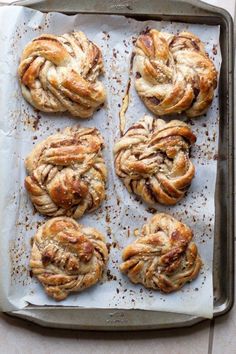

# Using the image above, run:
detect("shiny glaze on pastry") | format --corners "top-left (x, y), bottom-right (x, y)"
top-left (30, 217), bottom-right (108, 300)
top-left (114, 115), bottom-right (196, 206)
top-left (133, 30), bottom-right (217, 117)
top-left (120, 213), bottom-right (202, 293)
top-left (18, 32), bottom-right (106, 118)
top-left (25, 126), bottom-right (107, 218)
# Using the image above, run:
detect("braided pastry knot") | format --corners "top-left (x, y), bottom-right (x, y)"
top-left (25, 126), bottom-right (107, 218)
top-left (18, 31), bottom-right (106, 118)
top-left (114, 115), bottom-right (196, 206)
top-left (30, 217), bottom-right (108, 300)
top-left (120, 213), bottom-right (202, 293)
top-left (133, 30), bottom-right (217, 117)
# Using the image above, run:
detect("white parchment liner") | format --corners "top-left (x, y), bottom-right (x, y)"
top-left (0, 6), bottom-right (221, 318)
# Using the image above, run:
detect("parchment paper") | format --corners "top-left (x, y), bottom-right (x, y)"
top-left (0, 5), bottom-right (221, 318)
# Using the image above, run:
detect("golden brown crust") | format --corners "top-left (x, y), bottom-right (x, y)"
top-left (18, 32), bottom-right (106, 118)
top-left (134, 30), bottom-right (217, 117)
top-left (120, 213), bottom-right (202, 293)
top-left (30, 217), bottom-right (108, 300)
top-left (114, 115), bottom-right (196, 206)
top-left (25, 126), bottom-right (107, 218)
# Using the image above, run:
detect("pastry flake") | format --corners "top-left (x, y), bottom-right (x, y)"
top-left (25, 126), bottom-right (107, 218)
top-left (30, 217), bottom-right (108, 300)
top-left (133, 30), bottom-right (217, 117)
top-left (120, 213), bottom-right (202, 293)
top-left (114, 115), bottom-right (196, 206)
top-left (18, 32), bottom-right (106, 118)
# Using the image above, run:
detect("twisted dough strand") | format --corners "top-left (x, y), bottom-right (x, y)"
top-left (18, 32), bottom-right (106, 118)
top-left (30, 217), bottom-right (108, 300)
top-left (120, 213), bottom-right (202, 293)
top-left (114, 115), bottom-right (196, 206)
top-left (134, 30), bottom-right (217, 117)
top-left (25, 126), bottom-right (107, 218)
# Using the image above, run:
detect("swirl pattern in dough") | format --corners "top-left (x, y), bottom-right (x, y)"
top-left (25, 126), bottom-right (107, 218)
top-left (134, 30), bottom-right (217, 117)
top-left (120, 213), bottom-right (202, 293)
top-left (114, 115), bottom-right (196, 206)
top-left (18, 31), bottom-right (106, 118)
top-left (30, 217), bottom-right (108, 300)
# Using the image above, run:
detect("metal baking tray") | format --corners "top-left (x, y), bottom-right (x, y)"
top-left (6, 0), bottom-right (234, 330)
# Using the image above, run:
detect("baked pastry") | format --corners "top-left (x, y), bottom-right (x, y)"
top-left (120, 213), bottom-right (202, 293)
top-left (133, 30), bottom-right (217, 117)
top-left (25, 126), bottom-right (107, 218)
top-left (18, 31), bottom-right (106, 118)
top-left (114, 115), bottom-right (196, 206)
top-left (30, 217), bottom-right (108, 300)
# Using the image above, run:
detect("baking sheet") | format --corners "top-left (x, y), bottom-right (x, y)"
top-left (0, 5), bottom-right (221, 318)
